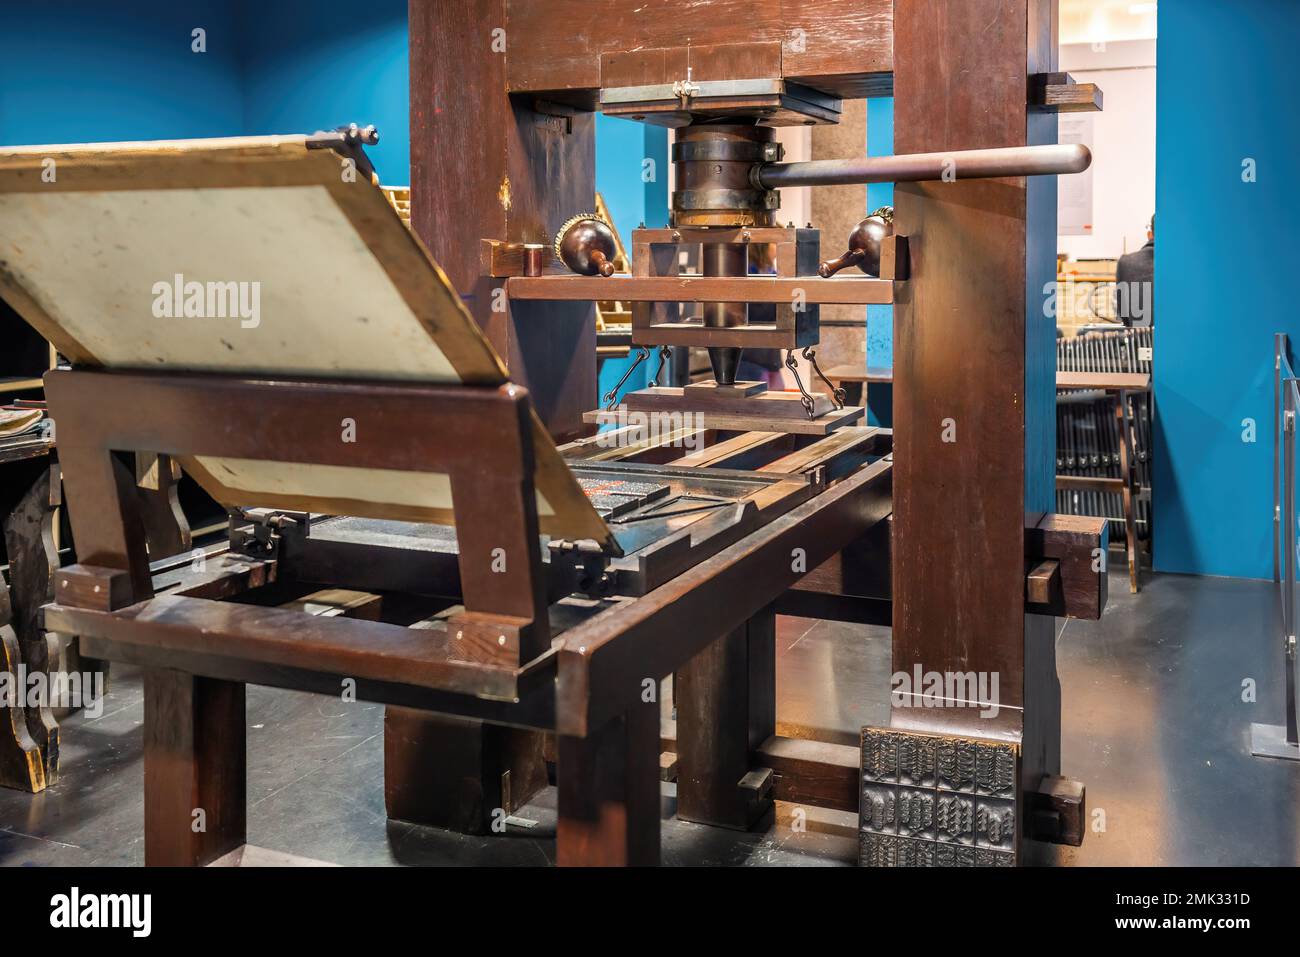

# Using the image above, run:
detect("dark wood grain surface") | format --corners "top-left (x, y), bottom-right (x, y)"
top-left (891, 0), bottom-right (1064, 858)
top-left (503, 0), bottom-right (894, 100)
top-left (411, 0), bottom-right (597, 441)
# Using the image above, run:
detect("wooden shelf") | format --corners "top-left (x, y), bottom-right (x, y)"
top-left (1056, 371), bottom-right (1150, 392)
top-left (0, 377), bottom-right (44, 394)
top-left (1031, 72), bottom-right (1104, 113)
top-left (1056, 475), bottom-right (1123, 492)
top-left (825, 365), bottom-right (894, 385)
top-left (506, 274), bottom-right (895, 305)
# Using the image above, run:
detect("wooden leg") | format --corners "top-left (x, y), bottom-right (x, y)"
top-left (0, 459), bottom-right (60, 790)
top-left (143, 668), bottom-right (245, 866)
top-left (383, 708), bottom-right (546, 835)
top-left (557, 701), bottom-right (660, 866)
top-left (674, 609), bottom-right (776, 830)
top-left (1116, 391), bottom-right (1140, 593)
top-left (134, 453), bottom-right (191, 561)
top-left (0, 623), bottom-right (46, 791)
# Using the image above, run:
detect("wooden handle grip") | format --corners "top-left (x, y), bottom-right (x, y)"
top-left (818, 248), bottom-right (866, 278)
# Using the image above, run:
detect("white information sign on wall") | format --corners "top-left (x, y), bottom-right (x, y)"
top-left (1058, 113), bottom-right (1095, 237)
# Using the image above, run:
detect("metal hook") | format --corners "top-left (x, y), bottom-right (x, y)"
top-left (603, 346), bottom-right (651, 410)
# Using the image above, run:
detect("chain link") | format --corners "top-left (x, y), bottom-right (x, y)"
top-left (784, 350), bottom-right (816, 419)
top-left (603, 346), bottom-right (651, 410)
top-left (803, 346), bottom-right (847, 409)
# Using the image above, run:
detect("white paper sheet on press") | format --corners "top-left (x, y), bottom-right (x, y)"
top-left (191, 457), bottom-right (558, 518)
top-left (0, 185), bottom-right (459, 382)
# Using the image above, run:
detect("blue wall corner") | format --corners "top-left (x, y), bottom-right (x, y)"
top-left (1154, 0), bottom-right (1300, 579)
top-left (595, 116), bottom-right (669, 401)
top-left (0, 1), bottom-right (244, 145)
top-left (866, 96), bottom-right (895, 373)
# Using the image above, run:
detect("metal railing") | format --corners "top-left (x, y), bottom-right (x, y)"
top-left (1257, 333), bottom-right (1300, 759)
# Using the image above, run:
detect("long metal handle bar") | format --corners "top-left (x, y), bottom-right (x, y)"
top-left (752, 143), bottom-right (1091, 190)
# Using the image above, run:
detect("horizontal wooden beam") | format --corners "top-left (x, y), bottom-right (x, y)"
top-left (753, 736), bottom-right (859, 813)
top-left (45, 594), bottom-right (525, 700)
top-left (784, 508), bottom-right (1108, 624)
top-left (1056, 474), bottom-right (1123, 492)
top-left (506, 275), bottom-right (895, 305)
top-left (660, 732), bottom-right (859, 814)
top-left (672, 431), bottom-right (793, 469)
top-left (556, 458), bottom-right (893, 736)
top-left (1031, 72), bottom-right (1103, 113)
top-left (760, 426), bottom-right (891, 480)
top-left (586, 406), bottom-right (864, 437)
top-left (503, 0), bottom-right (894, 101)
top-left (1056, 371), bottom-right (1150, 391)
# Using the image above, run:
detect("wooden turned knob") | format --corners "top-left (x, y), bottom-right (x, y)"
top-left (555, 214), bottom-right (618, 277)
top-left (818, 206), bottom-right (894, 278)
top-left (819, 249), bottom-right (866, 278)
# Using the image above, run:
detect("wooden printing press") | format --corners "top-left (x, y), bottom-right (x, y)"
top-left (0, 0), bottom-right (1111, 866)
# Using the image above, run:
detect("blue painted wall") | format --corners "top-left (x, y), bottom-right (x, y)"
top-left (596, 116), bottom-right (670, 401)
top-left (0, 1), bottom-right (243, 145)
top-left (0, 0), bottom-right (406, 185)
top-left (0, 0), bottom-right (667, 414)
top-left (866, 97), bottom-right (895, 373)
top-left (1154, 0), bottom-right (1300, 579)
top-left (237, 0), bottom-right (409, 185)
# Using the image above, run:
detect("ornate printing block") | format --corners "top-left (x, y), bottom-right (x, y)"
top-left (860, 729), bottom-right (1019, 867)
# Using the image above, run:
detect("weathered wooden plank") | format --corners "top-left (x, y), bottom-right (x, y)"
top-left (502, 0), bottom-right (894, 100)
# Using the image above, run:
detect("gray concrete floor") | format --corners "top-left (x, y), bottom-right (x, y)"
top-left (1, 566), bottom-right (1297, 866)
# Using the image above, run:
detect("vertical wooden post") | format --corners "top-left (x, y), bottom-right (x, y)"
top-left (143, 668), bottom-right (246, 866)
top-left (891, 0), bottom-right (1060, 860)
top-left (395, 0), bottom-right (586, 838)
top-left (445, 393), bottom-right (549, 665)
top-left (134, 452), bottom-right (192, 561)
top-left (45, 440), bottom-right (152, 603)
top-left (384, 709), bottom-right (547, 835)
top-left (675, 610), bottom-right (776, 830)
top-left (409, 0), bottom-right (596, 443)
top-left (383, 392), bottom-right (550, 833)
top-left (557, 701), bottom-right (660, 866)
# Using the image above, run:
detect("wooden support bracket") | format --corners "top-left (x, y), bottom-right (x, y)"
top-left (1030, 72), bottom-right (1103, 113)
top-left (880, 234), bottom-right (910, 281)
top-left (1026, 514), bottom-right (1109, 619)
top-left (481, 239), bottom-right (548, 277)
top-left (53, 564), bottom-right (135, 612)
top-left (1026, 558), bottom-right (1061, 606)
top-left (1031, 774), bottom-right (1086, 846)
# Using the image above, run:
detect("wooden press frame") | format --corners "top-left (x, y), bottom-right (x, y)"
top-left (45, 370), bottom-right (566, 665)
top-left (411, 0), bottom-right (1103, 865)
top-left (0, 0), bottom-right (1109, 868)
